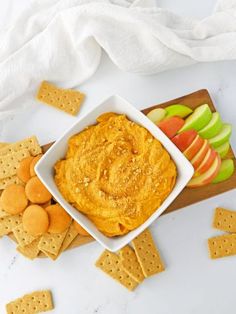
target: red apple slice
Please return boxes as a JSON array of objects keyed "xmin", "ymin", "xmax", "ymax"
[
  {"xmin": 172, "ymin": 130, "xmax": 198, "ymax": 152},
  {"xmin": 187, "ymin": 154, "xmax": 221, "ymax": 188},
  {"xmin": 183, "ymin": 135, "xmax": 204, "ymax": 160},
  {"xmin": 194, "ymin": 148, "xmax": 217, "ymax": 177},
  {"xmin": 191, "ymin": 139, "xmax": 209, "ymax": 169},
  {"xmin": 158, "ymin": 116, "xmax": 185, "ymax": 138}
]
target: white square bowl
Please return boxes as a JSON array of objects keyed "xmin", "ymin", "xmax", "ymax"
[{"xmin": 36, "ymin": 95, "xmax": 194, "ymax": 252}]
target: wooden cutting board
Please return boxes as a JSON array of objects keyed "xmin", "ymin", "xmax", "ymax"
[
  {"xmin": 143, "ymin": 89, "xmax": 236, "ymax": 213},
  {"xmin": 23, "ymin": 89, "xmax": 236, "ymax": 254}
]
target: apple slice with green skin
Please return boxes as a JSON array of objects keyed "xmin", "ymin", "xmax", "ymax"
[
  {"xmin": 183, "ymin": 135, "xmax": 204, "ymax": 160},
  {"xmin": 187, "ymin": 154, "xmax": 221, "ymax": 188},
  {"xmin": 171, "ymin": 130, "xmax": 198, "ymax": 152},
  {"xmin": 190, "ymin": 139, "xmax": 209, "ymax": 169},
  {"xmin": 209, "ymin": 124, "xmax": 232, "ymax": 148},
  {"xmin": 147, "ymin": 108, "xmax": 166, "ymax": 124},
  {"xmin": 215, "ymin": 141, "xmax": 230, "ymax": 158},
  {"xmin": 194, "ymin": 148, "xmax": 217, "ymax": 177},
  {"xmin": 178, "ymin": 104, "xmax": 212, "ymax": 133},
  {"xmin": 198, "ymin": 112, "xmax": 222, "ymax": 139},
  {"xmin": 158, "ymin": 116, "xmax": 185, "ymax": 138},
  {"xmin": 165, "ymin": 104, "xmax": 193, "ymax": 118},
  {"xmin": 212, "ymin": 159, "xmax": 235, "ymax": 183}
]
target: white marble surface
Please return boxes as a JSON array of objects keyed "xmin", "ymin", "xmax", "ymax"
[{"xmin": 1, "ymin": 1, "xmax": 236, "ymax": 314}]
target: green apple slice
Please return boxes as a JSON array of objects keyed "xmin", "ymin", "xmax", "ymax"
[
  {"xmin": 147, "ymin": 108, "xmax": 166, "ymax": 124},
  {"xmin": 212, "ymin": 159, "xmax": 235, "ymax": 183},
  {"xmin": 198, "ymin": 112, "xmax": 222, "ymax": 139},
  {"xmin": 178, "ymin": 104, "xmax": 212, "ymax": 133},
  {"xmin": 209, "ymin": 124, "xmax": 232, "ymax": 148},
  {"xmin": 165, "ymin": 104, "xmax": 193, "ymax": 118},
  {"xmin": 215, "ymin": 141, "xmax": 230, "ymax": 158}
]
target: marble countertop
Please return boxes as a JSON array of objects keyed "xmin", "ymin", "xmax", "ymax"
[{"xmin": 1, "ymin": 1, "xmax": 236, "ymax": 314}]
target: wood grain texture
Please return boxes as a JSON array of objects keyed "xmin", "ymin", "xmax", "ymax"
[{"xmin": 27, "ymin": 89, "xmax": 235, "ymax": 256}]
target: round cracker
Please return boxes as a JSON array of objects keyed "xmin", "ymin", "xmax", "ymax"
[
  {"xmin": 30, "ymin": 154, "xmax": 43, "ymax": 177},
  {"xmin": 45, "ymin": 204, "xmax": 71, "ymax": 234},
  {"xmin": 25, "ymin": 176, "xmax": 52, "ymax": 204},
  {"xmin": 23, "ymin": 205, "xmax": 49, "ymax": 236},
  {"xmin": 0, "ymin": 184, "xmax": 28, "ymax": 214},
  {"xmin": 16, "ymin": 156, "xmax": 34, "ymax": 183}
]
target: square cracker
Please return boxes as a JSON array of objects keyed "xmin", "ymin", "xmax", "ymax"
[
  {"xmin": 38, "ymin": 229, "xmax": 68, "ymax": 256},
  {"xmin": 132, "ymin": 229, "xmax": 165, "ymax": 277},
  {"xmin": 0, "ymin": 136, "xmax": 41, "ymax": 157},
  {"xmin": 37, "ymin": 81, "xmax": 85, "ymax": 116},
  {"xmin": 0, "ymin": 175, "xmax": 24, "ymax": 190},
  {"xmin": 0, "ymin": 149, "xmax": 30, "ymax": 179},
  {"xmin": 95, "ymin": 250, "xmax": 138, "ymax": 291},
  {"xmin": 17, "ymin": 238, "xmax": 41, "ymax": 260},
  {"xmin": 213, "ymin": 207, "xmax": 236, "ymax": 233},
  {"xmin": 208, "ymin": 233, "xmax": 236, "ymax": 259},
  {"xmin": 0, "ymin": 207, "xmax": 10, "ymax": 218},
  {"xmin": 6, "ymin": 290, "xmax": 53, "ymax": 314},
  {"xmin": 0, "ymin": 142, "xmax": 9, "ymax": 149},
  {"xmin": 119, "ymin": 245, "xmax": 144, "ymax": 283},
  {"xmin": 59, "ymin": 222, "xmax": 79, "ymax": 253},
  {"xmin": 13, "ymin": 223, "xmax": 37, "ymax": 247},
  {"xmin": 40, "ymin": 249, "xmax": 58, "ymax": 261},
  {"xmin": 0, "ymin": 214, "xmax": 22, "ymax": 237}
]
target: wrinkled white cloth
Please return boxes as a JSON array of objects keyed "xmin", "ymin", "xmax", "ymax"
[{"xmin": 0, "ymin": 0, "xmax": 236, "ymax": 119}]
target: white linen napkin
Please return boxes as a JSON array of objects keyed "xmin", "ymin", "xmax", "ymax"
[{"xmin": 0, "ymin": 0, "xmax": 236, "ymax": 119}]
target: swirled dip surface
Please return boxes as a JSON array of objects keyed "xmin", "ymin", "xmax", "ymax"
[{"xmin": 54, "ymin": 113, "xmax": 177, "ymax": 237}]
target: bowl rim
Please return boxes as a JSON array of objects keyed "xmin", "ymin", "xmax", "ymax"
[{"xmin": 36, "ymin": 94, "xmax": 194, "ymax": 252}]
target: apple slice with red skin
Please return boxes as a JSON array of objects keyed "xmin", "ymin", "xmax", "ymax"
[
  {"xmin": 187, "ymin": 154, "xmax": 221, "ymax": 188},
  {"xmin": 158, "ymin": 116, "xmax": 185, "ymax": 139},
  {"xmin": 183, "ymin": 135, "xmax": 204, "ymax": 160},
  {"xmin": 190, "ymin": 139, "xmax": 209, "ymax": 169},
  {"xmin": 194, "ymin": 148, "xmax": 217, "ymax": 177},
  {"xmin": 171, "ymin": 130, "xmax": 198, "ymax": 152}
]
